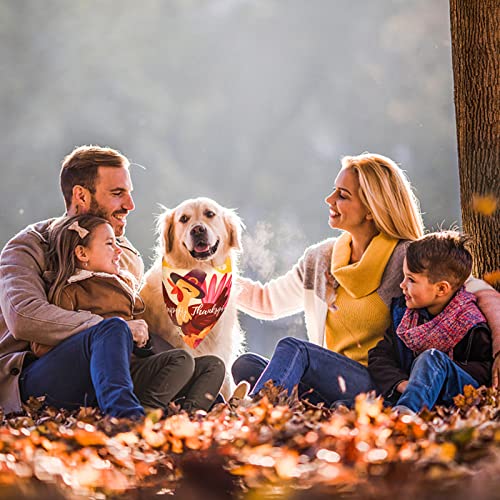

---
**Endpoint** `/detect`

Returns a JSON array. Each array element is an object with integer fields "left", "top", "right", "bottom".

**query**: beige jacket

[
  {"left": 0, "top": 219, "right": 143, "bottom": 414},
  {"left": 30, "top": 269, "right": 145, "bottom": 357}
]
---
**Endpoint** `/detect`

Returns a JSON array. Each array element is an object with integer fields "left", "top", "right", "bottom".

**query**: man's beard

[{"left": 89, "top": 197, "right": 126, "bottom": 237}]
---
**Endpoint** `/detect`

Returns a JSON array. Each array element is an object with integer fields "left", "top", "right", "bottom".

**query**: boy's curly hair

[{"left": 406, "top": 230, "right": 472, "bottom": 289}]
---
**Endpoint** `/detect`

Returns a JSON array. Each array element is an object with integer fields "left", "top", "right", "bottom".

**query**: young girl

[{"left": 33, "top": 214, "right": 225, "bottom": 413}]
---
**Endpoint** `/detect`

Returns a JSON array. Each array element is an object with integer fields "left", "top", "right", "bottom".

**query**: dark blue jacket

[{"left": 368, "top": 296, "right": 492, "bottom": 402}]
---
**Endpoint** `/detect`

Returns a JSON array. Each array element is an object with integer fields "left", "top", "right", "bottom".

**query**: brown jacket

[
  {"left": 0, "top": 219, "right": 143, "bottom": 414},
  {"left": 31, "top": 270, "right": 145, "bottom": 357}
]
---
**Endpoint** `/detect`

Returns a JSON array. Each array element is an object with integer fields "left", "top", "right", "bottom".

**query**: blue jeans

[
  {"left": 232, "top": 337, "right": 375, "bottom": 406},
  {"left": 396, "top": 349, "right": 479, "bottom": 412},
  {"left": 19, "top": 318, "right": 144, "bottom": 419}
]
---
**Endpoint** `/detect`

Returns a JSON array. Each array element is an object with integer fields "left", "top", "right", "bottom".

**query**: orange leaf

[
  {"left": 483, "top": 270, "right": 500, "bottom": 286},
  {"left": 274, "top": 450, "right": 299, "bottom": 479},
  {"left": 73, "top": 428, "right": 108, "bottom": 447},
  {"left": 472, "top": 194, "right": 497, "bottom": 216}
]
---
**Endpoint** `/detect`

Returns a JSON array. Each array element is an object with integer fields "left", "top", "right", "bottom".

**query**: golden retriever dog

[{"left": 140, "top": 197, "right": 245, "bottom": 398}]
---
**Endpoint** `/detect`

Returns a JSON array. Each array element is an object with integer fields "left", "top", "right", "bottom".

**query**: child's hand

[
  {"left": 397, "top": 380, "right": 408, "bottom": 393},
  {"left": 30, "top": 342, "right": 53, "bottom": 357},
  {"left": 127, "top": 319, "right": 149, "bottom": 348}
]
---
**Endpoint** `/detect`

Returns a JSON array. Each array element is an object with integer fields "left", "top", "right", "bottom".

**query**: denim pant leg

[
  {"left": 20, "top": 317, "right": 144, "bottom": 418},
  {"left": 231, "top": 351, "right": 325, "bottom": 404},
  {"left": 397, "top": 349, "right": 479, "bottom": 412},
  {"left": 249, "top": 337, "right": 375, "bottom": 405}
]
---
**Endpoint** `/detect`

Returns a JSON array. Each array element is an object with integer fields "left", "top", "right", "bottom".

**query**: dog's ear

[
  {"left": 157, "top": 209, "right": 175, "bottom": 254},
  {"left": 224, "top": 209, "right": 244, "bottom": 251}
]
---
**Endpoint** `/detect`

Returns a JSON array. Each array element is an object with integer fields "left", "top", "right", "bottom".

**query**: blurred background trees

[{"left": 0, "top": 0, "right": 464, "bottom": 354}]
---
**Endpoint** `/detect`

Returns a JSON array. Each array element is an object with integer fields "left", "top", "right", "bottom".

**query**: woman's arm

[
  {"left": 236, "top": 239, "right": 335, "bottom": 321},
  {"left": 236, "top": 266, "right": 305, "bottom": 320},
  {"left": 465, "top": 276, "right": 500, "bottom": 387},
  {"left": 475, "top": 289, "right": 500, "bottom": 387}
]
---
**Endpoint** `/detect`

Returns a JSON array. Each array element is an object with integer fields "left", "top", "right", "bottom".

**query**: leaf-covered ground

[{"left": 0, "top": 384, "right": 499, "bottom": 499}]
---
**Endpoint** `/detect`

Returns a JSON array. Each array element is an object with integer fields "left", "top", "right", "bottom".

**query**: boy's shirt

[{"left": 368, "top": 296, "right": 492, "bottom": 402}]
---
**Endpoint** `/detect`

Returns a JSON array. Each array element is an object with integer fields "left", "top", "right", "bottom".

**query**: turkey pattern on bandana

[{"left": 161, "top": 257, "right": 232, "bottom": 349}]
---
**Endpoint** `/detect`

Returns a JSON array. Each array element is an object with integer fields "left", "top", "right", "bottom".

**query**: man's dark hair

[
  {"left": 406, "top": 230, "right": 473, "bottom": 289},
  {"left": 60, "top": 145, "right": 129, "bottom": 209}
]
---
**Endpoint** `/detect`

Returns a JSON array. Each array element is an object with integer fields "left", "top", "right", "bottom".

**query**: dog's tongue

[{"left": 194, "top": 242, "right": 210, "bottom": 253}]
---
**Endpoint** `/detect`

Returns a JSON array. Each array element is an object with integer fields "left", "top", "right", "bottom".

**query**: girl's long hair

[
  {"left": 46, "top": 214, "right": 109, "bottom": 305},
  {"left": 341, "top": 153, "right": 424, "bottom": 241}
]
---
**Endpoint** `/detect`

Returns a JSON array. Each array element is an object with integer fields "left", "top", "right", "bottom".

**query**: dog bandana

[{"left": 161, "top": 257, "right": 233, "bottom": 349}]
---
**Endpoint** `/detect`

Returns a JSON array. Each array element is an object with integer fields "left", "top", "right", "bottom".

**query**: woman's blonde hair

[{"left": 341, "top": 153, "right": 424, "bottom": 241}]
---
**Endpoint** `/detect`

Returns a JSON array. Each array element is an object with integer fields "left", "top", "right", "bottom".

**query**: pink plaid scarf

[{"left": 396, "top": 287, "right": 486, "bottom": 359}]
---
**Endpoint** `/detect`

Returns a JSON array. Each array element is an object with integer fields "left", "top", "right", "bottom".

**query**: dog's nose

[{"left": 190, "top": 224, "right": 207, "bottom": 236}]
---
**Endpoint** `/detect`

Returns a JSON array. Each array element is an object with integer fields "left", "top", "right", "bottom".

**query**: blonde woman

[{"left": 233, "top": 153, "right": 499, "bottom": 405}]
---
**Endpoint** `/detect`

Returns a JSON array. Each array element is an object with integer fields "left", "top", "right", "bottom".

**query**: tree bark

[{"left": 449, "top": 0, "right": 499, "bottom": 288}]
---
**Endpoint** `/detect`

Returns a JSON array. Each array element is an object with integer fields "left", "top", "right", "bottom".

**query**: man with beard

[{"left": 0, "top": 145, "right": 224, "bottom": 418}]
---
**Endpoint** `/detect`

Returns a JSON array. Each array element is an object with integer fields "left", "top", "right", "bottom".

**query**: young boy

[{"left": 368, "top": 231, "right": 492, "bottom": 414}]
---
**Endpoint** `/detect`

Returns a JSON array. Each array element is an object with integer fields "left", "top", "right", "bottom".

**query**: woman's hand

[{"left": 127, "top": 319, "right": 149, "bottom": 348}]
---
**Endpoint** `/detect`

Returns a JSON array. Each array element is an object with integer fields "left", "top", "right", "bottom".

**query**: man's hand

[
  {"left": 127, "top": 319, "right": 149, "bottom": 348},
  {"left": 492, "top": 353, "right": 500, "bottom": 389},
  {"left": 397, "top": 380, "right": 409, "bottom": 393}
]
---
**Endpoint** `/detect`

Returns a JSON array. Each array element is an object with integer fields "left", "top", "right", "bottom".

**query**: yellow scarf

[
  {"left": 331, "top": 232, "right": 399, "bottom": 298},
  {"left": 324, "top": 232, "right": 399, "bottom": 365}
]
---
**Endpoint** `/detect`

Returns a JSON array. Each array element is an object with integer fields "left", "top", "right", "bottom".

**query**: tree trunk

[{"left": 449, "top": 0, "right": 499, "bottom": 289}]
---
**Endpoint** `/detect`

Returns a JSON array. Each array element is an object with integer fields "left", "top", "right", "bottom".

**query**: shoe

[
  {"left": 393, "top": 405, "right": 417, "bottom": 417},
  {"left": 231, "top": 381, "right": 251, "bottom": 400},
  {"left": 228, "top": 381, "right": 251, "bottom": 406}
]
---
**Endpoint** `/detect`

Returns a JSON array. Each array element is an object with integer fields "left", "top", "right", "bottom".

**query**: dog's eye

[
  {"left": 205, "top": 210, "right": 216, "bottom": 218},
  {"left": 179, "top": 214, "right": 189, "bottom": 223}
]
